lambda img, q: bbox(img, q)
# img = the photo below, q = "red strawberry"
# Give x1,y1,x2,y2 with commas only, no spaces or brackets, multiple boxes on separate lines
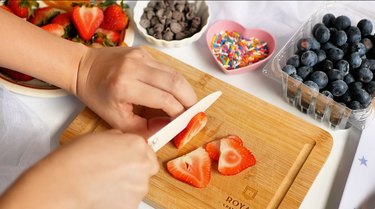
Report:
173,112,207,149
205,135,243,161
71,5,104,41
7,0,37,18
51,12,71,27
100,3,128,31
1,5,13,13
218,137,256,175
0,67,33,81
28,7,61,26
167,147,211,188
41,23,65,37
94,28,121,47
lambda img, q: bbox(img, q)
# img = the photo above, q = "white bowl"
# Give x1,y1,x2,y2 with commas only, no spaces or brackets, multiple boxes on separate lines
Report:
133,0,210,48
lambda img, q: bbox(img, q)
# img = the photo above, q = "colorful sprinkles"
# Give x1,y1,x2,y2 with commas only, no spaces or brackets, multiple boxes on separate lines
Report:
210,31,269,70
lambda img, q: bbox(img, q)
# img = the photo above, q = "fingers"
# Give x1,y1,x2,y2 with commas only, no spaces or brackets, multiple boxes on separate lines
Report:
145,144,159,175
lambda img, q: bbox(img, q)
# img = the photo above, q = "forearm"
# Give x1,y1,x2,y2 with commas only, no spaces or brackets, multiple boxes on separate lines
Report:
0,9,88,94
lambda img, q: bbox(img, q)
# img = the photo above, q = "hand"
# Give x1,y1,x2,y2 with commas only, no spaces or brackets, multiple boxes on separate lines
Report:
76,46,197,137
0,130,158,209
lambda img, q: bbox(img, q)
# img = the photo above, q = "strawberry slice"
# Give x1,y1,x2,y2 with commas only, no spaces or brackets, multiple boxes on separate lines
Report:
0,67,33,81
218,137,256,175
7,0,37,18
71,5,104,41
205,135,243,161
94,28,121,47
167,147,211,188
100,3,128,31
173,112,207,149
28,7,61,26
41,23,65,37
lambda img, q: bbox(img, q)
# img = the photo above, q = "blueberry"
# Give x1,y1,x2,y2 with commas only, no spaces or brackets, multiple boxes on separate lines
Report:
323,13,335,28
339,91,352,103
282,65,297,76
310,37,321,50
351,42,367,56
328,47,344,61
336,60,350,76
349,52,362,68
344,73,356,85
321,59,334,71
352,89,372,107
332,30,347,46
366,59,375,70
361,37,373,51
330,80,348,97
290,73,304,82
334,15,351,30
366,80,375,96
321,90,334,99
339,42,350,55
304,80,320,91
301,50,318,67
297,38,312,52
347,100,362,110
322,42,336,51
327,68,344,81
357,67,373,83
314,25,331,43
310,71,328,89
286,55,300,68
350,81,364,92
346,26,362,44
314,49,326,63
313,23,325,35
357,19,373,37
297,66,313,80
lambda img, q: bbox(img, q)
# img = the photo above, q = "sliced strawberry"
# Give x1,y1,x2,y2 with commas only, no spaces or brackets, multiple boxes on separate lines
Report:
100,3,128,31
167,147,211,188
28,7,61,26
41,23,65,37
94,28,121,47
1,5,14,13
205,135,243,161
0,67,33,81
218,137,256,176
7,0,38,18
71,5,104,41
173,112,207,149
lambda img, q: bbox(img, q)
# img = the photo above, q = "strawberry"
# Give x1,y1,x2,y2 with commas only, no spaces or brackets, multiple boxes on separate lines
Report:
7,0,38,18
218,137,256,176
51,12,76,38
94,28,121,47
1,5,13,13
167,147,211,188
28,7,61,26
173,112,207,149
0,67,33,81
100,3,128,31
205,135,243,161
71,5,104,41
41,23,65,37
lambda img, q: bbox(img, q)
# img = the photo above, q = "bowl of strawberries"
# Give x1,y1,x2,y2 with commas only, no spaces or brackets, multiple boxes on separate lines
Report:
0,0,134,97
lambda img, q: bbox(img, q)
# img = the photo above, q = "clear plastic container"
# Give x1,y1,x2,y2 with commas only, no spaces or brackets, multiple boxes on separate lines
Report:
262,2,375,130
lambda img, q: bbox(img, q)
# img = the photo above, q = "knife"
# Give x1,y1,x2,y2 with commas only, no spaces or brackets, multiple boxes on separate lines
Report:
147,91,222,152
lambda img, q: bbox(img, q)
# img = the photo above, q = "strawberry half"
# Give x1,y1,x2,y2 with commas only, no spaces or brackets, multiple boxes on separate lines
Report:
100,3,128,31
205,135,243,162
167,147,211,188
28,6,61,26
218,137,256,175
71,5,104,41
41,23,65,37
0,67,34,81
7,0,38,18
173,112,207,149
94,28,121,47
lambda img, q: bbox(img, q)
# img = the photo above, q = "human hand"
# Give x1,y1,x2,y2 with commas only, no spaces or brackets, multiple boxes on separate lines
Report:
0,130,158,209
76,46,197,137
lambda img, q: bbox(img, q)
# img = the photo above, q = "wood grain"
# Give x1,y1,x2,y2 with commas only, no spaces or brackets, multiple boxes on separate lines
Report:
60,46,333,209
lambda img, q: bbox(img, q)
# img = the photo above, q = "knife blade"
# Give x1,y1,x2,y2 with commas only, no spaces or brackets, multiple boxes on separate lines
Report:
147,91,222,152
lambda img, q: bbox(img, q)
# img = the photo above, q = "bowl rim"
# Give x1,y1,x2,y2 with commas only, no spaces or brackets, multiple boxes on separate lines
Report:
206,19,277,74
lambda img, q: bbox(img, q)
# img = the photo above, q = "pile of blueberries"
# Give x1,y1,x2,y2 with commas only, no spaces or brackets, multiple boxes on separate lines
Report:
282,13,375,110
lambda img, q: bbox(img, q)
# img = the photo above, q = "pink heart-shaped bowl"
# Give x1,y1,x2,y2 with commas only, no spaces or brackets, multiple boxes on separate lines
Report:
206,20,276,75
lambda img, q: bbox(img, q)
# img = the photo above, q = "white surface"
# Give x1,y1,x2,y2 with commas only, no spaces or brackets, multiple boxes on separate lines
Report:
7,1,374,208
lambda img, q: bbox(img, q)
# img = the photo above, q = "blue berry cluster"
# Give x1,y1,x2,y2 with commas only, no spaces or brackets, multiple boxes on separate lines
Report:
282,13,375,110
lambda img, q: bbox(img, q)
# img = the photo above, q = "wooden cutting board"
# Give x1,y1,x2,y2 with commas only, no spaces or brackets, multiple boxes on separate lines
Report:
60,46,332,209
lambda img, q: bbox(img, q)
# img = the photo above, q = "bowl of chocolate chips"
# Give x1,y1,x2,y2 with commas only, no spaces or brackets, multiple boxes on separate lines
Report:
133,0,210,47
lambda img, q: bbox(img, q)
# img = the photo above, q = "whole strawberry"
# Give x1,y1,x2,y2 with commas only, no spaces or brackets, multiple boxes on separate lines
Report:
0,67,34,81
100,3,128,31
7,0,38,18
